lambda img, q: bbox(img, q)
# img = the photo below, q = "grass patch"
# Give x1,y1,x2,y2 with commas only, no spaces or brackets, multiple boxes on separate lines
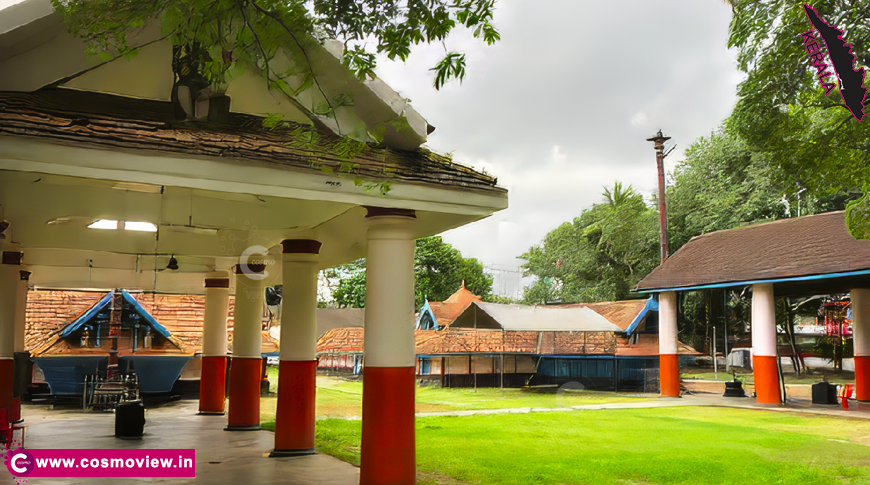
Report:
260,374,650,423
299,408,870,485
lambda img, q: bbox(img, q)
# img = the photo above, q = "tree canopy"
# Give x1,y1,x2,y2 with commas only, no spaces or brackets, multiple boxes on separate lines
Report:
521,182,659,304
53,0,499,93
726,0,869,238
327,236,493,309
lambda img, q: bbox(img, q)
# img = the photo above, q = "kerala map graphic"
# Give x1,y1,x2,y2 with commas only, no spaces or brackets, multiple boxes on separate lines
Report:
802,4,867,121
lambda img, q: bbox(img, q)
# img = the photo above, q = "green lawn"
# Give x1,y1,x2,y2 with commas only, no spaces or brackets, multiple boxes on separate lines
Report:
261,371,651,420
278,407,870,485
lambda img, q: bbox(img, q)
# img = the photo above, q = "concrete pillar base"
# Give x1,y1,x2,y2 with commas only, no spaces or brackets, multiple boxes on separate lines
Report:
659,354,680,397
753,355,781,404
199,355,228,414
269,448,315,457
226,357,261,430
273,360,316,454
360,366,415,485
855,355,870,402
223,425,262,431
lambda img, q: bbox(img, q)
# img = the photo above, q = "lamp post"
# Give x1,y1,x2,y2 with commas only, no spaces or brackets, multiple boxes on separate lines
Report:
646,130,671,263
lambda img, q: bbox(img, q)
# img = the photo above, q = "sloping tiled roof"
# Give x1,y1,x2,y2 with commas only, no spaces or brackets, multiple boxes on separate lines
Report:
636,211,870,291
556,300,648,331
429,285,482,326
615,334,701,356
451,302,622,332
0,89,503,192
317,327,365,353
26,289,272,353
318,326,700,357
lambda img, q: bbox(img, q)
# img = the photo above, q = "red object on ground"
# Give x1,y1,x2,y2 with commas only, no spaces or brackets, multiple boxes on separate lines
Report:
225,357,261,430
360,366,416,485
841,384,854,410
659,354,680,397
199,356,227,414
753,355,781,404
272,360,316,456
856,356,869,402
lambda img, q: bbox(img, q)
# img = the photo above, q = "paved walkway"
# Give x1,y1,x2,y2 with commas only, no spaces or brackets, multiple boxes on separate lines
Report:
17,401,360,485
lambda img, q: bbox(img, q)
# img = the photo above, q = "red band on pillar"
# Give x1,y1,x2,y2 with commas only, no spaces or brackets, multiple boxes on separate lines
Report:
204,278,230,288
360,366,416,485
1,252,22,265
271,361,316,456
753,355,781,404
199,356,228,415
855,356,870,402
225,357,262,431
659,354,680,397
234,264,266,275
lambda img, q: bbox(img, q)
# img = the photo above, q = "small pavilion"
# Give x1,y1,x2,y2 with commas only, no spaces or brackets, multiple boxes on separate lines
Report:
0,2,507,484
636,211,870,403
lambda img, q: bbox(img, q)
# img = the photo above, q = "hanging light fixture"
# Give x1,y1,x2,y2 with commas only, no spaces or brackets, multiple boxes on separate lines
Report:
166,255,180,271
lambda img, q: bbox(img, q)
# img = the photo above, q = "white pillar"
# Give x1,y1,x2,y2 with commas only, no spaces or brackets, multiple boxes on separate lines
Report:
278,243,320,362
657,291,680,397
232,271,263,359
751,283,777,357
199,270,230,415
202,271,231,358
852,288,870,401
658,292,678,355
751,283,780,404
13,268,29,354
360,209,417,485
272,239,321,456
226,265,265,430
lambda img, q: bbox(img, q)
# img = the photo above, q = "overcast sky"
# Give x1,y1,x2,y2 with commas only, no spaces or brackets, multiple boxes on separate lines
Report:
375,0,744,273
0,0,743,276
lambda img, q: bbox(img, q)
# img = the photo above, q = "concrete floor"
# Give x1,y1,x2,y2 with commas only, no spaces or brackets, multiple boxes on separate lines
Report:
16,400,360,485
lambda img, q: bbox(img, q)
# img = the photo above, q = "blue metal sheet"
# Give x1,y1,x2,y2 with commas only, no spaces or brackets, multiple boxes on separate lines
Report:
121,291,171,338
34,356,107,395
120,355,192,394
624,297,658,337
59,293,113,338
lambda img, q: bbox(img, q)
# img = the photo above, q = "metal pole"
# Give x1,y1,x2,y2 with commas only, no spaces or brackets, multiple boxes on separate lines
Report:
724,290,730,372
713,326,718,378
646,130,672,263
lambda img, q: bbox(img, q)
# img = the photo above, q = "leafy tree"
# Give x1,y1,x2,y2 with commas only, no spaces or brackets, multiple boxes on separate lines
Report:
328,236,493,308
53,0,500,96
726,0,870,238
666,127,789,253
521,183,659,304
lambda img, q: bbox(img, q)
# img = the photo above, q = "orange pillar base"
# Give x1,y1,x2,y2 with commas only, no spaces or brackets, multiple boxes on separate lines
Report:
753,355,781,404
271,360,316,457
659,354,680,397
199,356,228,415
225,357,262,431
856,356,870,402
360,367,416,485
